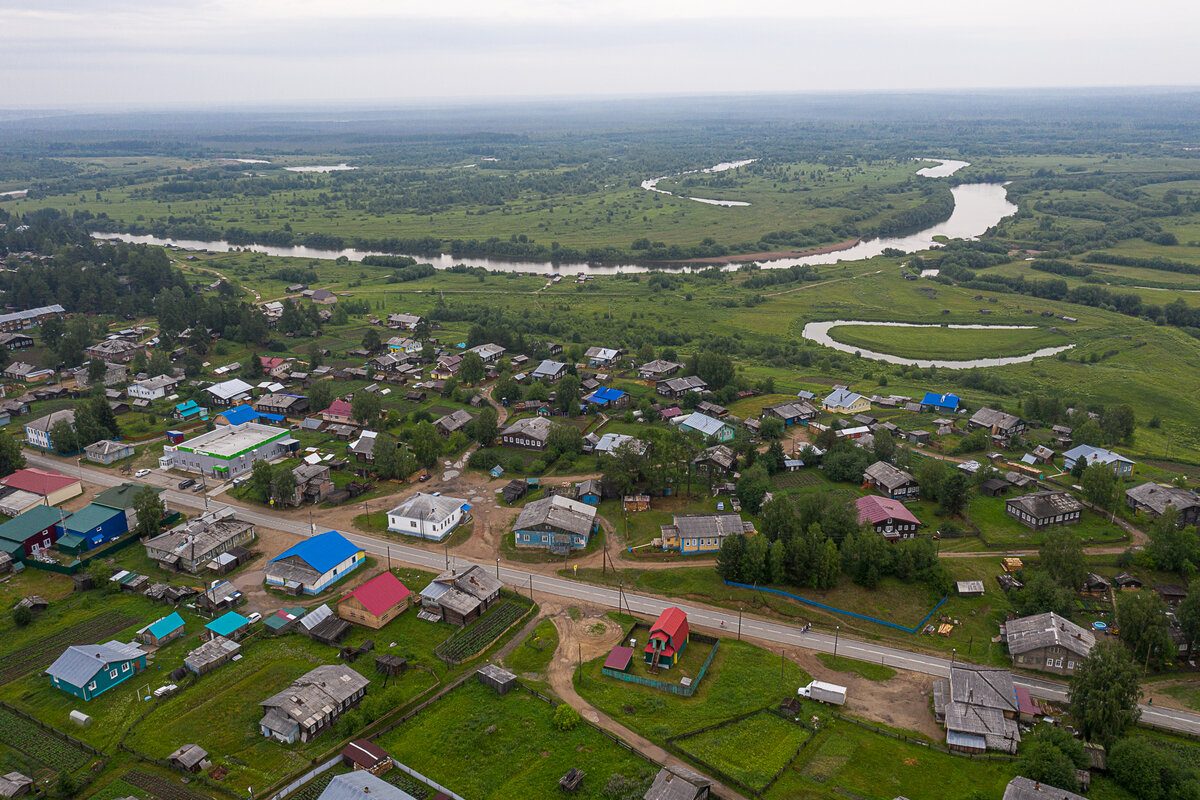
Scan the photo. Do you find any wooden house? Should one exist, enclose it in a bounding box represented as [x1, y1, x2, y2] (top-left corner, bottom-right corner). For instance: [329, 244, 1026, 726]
[644, 607, 689, 670]
[337, 571, 412, 629]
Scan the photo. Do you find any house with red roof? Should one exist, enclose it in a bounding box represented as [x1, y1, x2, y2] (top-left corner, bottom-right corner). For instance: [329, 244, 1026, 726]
[336, 571, 412, 629]
[320, 399, 355, 426]
[644, 606, 689, 669]
[855, 495, 921, 541]
[0, 467, 83, 506]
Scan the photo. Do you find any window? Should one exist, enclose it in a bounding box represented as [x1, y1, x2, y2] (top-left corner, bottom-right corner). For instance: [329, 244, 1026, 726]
[1046, 657, 1054, 667]
[1067, 661, 1075, 670]
[110, 668, 119, 679]
[122, 662, 130, 672]
[1054, 658, 1063, 668]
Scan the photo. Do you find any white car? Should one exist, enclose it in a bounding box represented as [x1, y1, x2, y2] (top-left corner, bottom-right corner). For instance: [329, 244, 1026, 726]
[247, 612, 262, 624]
[135, 469, 151, 478]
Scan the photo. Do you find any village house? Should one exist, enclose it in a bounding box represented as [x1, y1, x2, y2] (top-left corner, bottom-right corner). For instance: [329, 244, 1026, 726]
[309, 289, 338, 304]
[530, 359, 568, 382]
[513, 494, 598, 551]
[644, 607, 689, 669]
[138, 612, 186, 647]
[500, 416, 554, 450]
[584, 346, 620, 366]
[386, 312, 424, 330]
[55, 503, 128, 552]
[0, 332, 34, 351]
[1125, 482, 1200, 526]
[1063, 444, 1136, 476]
[822, 389, 871, 415]
[144, 508, 256, 573]
[933, 665, 1020, 754]
[656, 375, 708, 399]
[678, 412, 735, 443]
[0, 506, 64, 558]
[921, 392, 961, 413]
[692, 444, 737, 476]
[320, 398, 355, 425]
[0, 304, 64, 332]
[0, 467, 82, 509]
[254, 393, 309, 417]
[862, 461, 919, 500]
[24, 409, 75, 451]
[83, 439, 135, 464]
[431, 354, 462, 380]
[418, 565, 502, 625]
[205, 611, 251, 642]
[127, 374, 179, 401]
[259, 665, 369, 744]
[168, 744, 209, 774]
[660, 513, 753, 554]
[3, 361, 52, 382]
[434, 408, 474, 437]
[204, 378, 254, 407]
[46, 641, 146, 701]
[638, 360, 683, 380]
[387, 493, 469, 541]
[761, 400, 818, 427]
[1005, 491, 1083, 530]
[290, 464, 333, 505]
[856, 495, 922, 540]
[385, 336, 422, 355]
[1003, 776, 1086, 800]
[337, 571, 412, 629]
[265, 531, 365, 595]
[348, 430, 378, 463]
[968, 407, 1026, 444]
[84, 337, 143, 364]
[469, 342, 506, 364]
[1004, 611, 1094, 675]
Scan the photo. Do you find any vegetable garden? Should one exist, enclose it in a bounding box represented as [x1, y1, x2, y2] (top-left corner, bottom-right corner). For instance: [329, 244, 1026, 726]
[0, 612, 140, 684]
[123, 770, 210, 800]
[434, 601, 530, 664]
[0, 707, 94, 774]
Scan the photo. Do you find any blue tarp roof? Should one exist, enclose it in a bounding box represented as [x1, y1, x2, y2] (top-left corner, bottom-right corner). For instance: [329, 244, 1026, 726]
[270, 530, 360, 574]
[585, 386, 627, 405]
[206, 611, 249, 637]
[147, 611, 185, 639]
[217, 404, 259, 425]
[922, 392, 960, 409]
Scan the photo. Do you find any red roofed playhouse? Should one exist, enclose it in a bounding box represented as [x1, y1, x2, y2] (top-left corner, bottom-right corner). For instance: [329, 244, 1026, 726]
[644, 606, 689, 669]
[855, 495, 922, 541]
[337, 571, 412, 629]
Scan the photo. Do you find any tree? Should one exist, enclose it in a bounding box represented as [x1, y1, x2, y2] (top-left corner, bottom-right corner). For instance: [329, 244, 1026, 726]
[0, 432, 26, 478]
[602, 440, 646, 499]
[1018, 739, 1080, 793]
[1177, 578, 1200, 656]
[840, 528, 889, 588]
[472, 406, 498, 446]
[735, 463, 771, 514]
[873, 429, 896, 462]
[715, 533, 747, 582]
[1017, 571, 1075, 617]
[372, 432, 399, 479]
[351, 391, 383, 426]
[1081, 463, 1118, 511]
[247, 459, 275, 503]
[556, 374, 581, 414]
[272, 463, 297, 505]
[764, 440, 786, 475]
[410, 421, 442, 468]
[308, 380, 335, 415]
[933, 471, 968, 515]
[1145, 507, 1199, 575]
[1039, 528, 1087, 590]
[552, 703, 580, 732]
[132, 485, 166, 539]
[760, 496, 799, 543]
[49, 419, 78, 455]
[307, 343, 321, 370]
[696, 352, 734, 390]
[759, 417, 784, 440]
[361, 328, 381, 352]
[494, 375, 520, 406]
[1107, 737, 1194, 800]
[87, 357, 107, 384]
[459, 352, 485, 385]
[12, 605, 31, 627]
[1119, 591, 1174, 669]
[915, 457, 947, 503]
[1068, 640, 1141, 750]
[547, 423, 582, 460]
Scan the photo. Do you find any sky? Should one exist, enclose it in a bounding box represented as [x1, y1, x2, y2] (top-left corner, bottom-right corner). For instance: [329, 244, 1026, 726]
[2, 0, 1196, 108]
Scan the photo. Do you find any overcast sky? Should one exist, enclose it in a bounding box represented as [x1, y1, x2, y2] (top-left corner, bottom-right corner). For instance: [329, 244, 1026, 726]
[2, 0, 1195, 108]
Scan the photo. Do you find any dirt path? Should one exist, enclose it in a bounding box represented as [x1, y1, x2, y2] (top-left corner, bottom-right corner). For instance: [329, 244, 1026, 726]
[763, 268, 883, 297]
[542, 606, 750, 800]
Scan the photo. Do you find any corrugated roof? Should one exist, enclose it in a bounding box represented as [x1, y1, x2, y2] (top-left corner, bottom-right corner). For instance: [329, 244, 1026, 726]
[217, 404, 260, 425]
[47, 641, 144, 687]
[206, 611, 249, 637]
[0, 504, 64, 544]
[1, 468, 80, 497]
[270, 530, 360, 574]
[340, 572, 411, 617]
[856, 495, 921, 526]
[147, 612, 185, 639]
[60, 504, 125, 535]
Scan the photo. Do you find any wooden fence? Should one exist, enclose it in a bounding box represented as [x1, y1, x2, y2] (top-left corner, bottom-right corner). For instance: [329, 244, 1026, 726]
[600, 624, 720, 697]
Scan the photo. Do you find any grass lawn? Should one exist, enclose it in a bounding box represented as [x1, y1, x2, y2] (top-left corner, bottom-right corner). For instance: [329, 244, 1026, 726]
[375, 680, 655, 800]
[503, 618, 559, 676]
[673, 710, 811, 793]
[600, 494, 742, 551]
[827, 324, 1070, 360]
[967, 495, 1128, 548]
[618, 628, 715, 690]
[815, 654, 897, 682]
[575, 639, 809, 744]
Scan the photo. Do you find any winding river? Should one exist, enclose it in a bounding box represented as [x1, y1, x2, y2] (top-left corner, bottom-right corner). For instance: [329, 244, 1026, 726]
[90, 157, 1015, 276]
[801, 320, 1075, 369]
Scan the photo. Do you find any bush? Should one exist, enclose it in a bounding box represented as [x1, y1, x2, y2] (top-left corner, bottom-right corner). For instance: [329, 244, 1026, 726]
[12, 605, 31, 627]
[553, 703, 581, 732]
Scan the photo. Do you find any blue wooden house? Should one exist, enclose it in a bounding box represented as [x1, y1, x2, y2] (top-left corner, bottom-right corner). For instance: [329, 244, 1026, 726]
[55, 503, 129, 551]
[46, 641, 146, 701]
[512, 495, 598, 551]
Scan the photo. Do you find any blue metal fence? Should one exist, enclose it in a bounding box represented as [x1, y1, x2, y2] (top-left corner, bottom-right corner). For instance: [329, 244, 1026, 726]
[723, 581, 947, 633]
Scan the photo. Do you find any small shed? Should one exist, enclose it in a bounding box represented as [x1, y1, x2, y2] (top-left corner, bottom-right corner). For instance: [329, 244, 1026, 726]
[559, 767, 585, 793]
[477, 663, 516, 695]
[139, 612, 186, 647]
[205, 611, 250, 641]
[375, 655, 407, 681]
[71, 573, 96, 592]
[14, 596, 48, 613]
[342, 739, 392, 775]
[69, 710, 91, 727]
[623, 495, 650, 512]
[978, 478, 1011, 497]
[167, 744, 209, 774]
[604, 645, 633, 673]
[956, 581, 985, 598]
[502, 480, 528, 504]
[0, 773, 33, 799]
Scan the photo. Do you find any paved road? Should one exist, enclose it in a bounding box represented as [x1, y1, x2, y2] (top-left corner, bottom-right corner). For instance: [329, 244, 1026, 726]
[36, 453, 1200, 737]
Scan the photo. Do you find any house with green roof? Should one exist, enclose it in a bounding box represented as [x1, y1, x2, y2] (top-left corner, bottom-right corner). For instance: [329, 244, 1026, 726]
[139, 612, 186, 647]
[54, 504, 129, 551]
[94, 482, 165, 529]
[0, 504, 65, 558]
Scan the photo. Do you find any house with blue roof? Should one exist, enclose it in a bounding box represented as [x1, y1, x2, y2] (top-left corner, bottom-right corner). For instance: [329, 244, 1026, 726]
[213, 404, 282, 426]
[46, 641, 146, 701]
[205, 611, 251, 641]
[139, 612, 186, 647]
[921, 393, 961, 413]
[55, 503, 129, 551]
[1063, 445, 1136, 477]
[264, 531, 365, 595]
[583, 386, 629, 410]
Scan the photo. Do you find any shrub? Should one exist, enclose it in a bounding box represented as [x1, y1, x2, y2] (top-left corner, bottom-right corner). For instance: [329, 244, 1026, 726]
[553, 703, 581, 732]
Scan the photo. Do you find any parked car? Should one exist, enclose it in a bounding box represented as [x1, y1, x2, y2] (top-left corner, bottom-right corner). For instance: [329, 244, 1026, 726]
[418, 473, 431, 482]
[135, 469, 151, 478]
[247, 612, 262, 624]
[191, 483, 206, 493]
[178, 478, 195, 490]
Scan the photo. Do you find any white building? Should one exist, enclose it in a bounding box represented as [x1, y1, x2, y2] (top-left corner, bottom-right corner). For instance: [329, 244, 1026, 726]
[127, 374, 179, 401]
[205, 378, 254, 407]
[25, 409, 75, 451]
[159, 422, 295, 478]
[387, 493, 470, 541]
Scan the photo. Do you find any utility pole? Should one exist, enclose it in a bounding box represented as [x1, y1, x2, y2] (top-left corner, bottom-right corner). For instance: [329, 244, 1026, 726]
[737, 606, 742, 641]
[495, 558, 500, 579]
[833, 625, 840, 658]
[387, 545, 391, 571]
[444, 542, 449, 569]
[528, 573, 533, 602]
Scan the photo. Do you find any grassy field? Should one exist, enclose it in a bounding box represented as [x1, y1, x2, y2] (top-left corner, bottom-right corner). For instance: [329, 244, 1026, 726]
[814, 654, 897, 682]
[375, 680, 655, 800]
[672, 710, 811, 793]
[503, 618, 560, 676]
[827, 324, 1072, 360]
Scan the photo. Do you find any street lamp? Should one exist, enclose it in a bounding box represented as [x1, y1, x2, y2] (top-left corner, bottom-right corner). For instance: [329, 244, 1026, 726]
[495, 558, 500, 579]
[833, 625, 840, 657]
